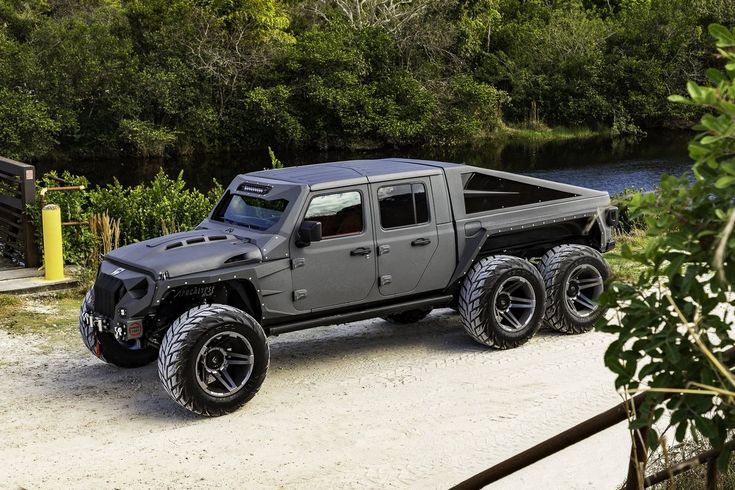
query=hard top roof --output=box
[246,158,463,189]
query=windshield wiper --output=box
[222,218,263,231]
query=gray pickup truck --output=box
[80,158,617,416]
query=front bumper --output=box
[88,261,157,342]
[82,310,144,342]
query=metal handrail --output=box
[39,185,87,227]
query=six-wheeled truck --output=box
[80,158,618,416]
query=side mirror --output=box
[296,220,322,247]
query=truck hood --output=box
[105,230,262,279]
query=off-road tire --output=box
[538,244,611,334]
[158,304,269,416]
[382,308,433,324]
[459,255,546,349]
[79,288,158,368]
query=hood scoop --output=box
[161,235,230,251]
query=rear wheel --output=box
[158,304,269,416]
[538,244,610,334]
[79,289,158,368]
[382,308,432,324]
[459,255,546,349]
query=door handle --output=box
[411,238,432,246]
[350,246,372,256]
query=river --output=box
[36,130,693,194]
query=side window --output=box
[304,191,363,238]
[378,183,430,229]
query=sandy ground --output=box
[0,308,634,489]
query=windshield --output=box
[213,193,289,231]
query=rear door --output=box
[290,185,377,311]
[370,178,438,296]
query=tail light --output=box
[605,207,619,227]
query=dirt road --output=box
[0,308,631,489]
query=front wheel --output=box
[79,289,158,368]
[158,304,269,416]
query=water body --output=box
[36,130,693,194]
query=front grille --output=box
[93,273,125,317]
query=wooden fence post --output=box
[706,458,718,490]
[20,165,38,267]
[0,157,38,268]
[626,426,649,490]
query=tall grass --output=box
[628,436,735,489]
[497,125,606,142]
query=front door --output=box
[290,185,376,311]
[371,179,438,296]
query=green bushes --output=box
[598,24,735,470]
[29,170,223,266]
[87,171,222,243]
[610,188,648,234]
[428,76,509,145]
[118,119,178,158]
[29,172,96,267]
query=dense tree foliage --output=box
[0,0,733,159]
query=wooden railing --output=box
[0,156,38,267]
[452,348,735,489]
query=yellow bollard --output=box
[42,204,64,281]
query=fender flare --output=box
[444,228,488,292]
